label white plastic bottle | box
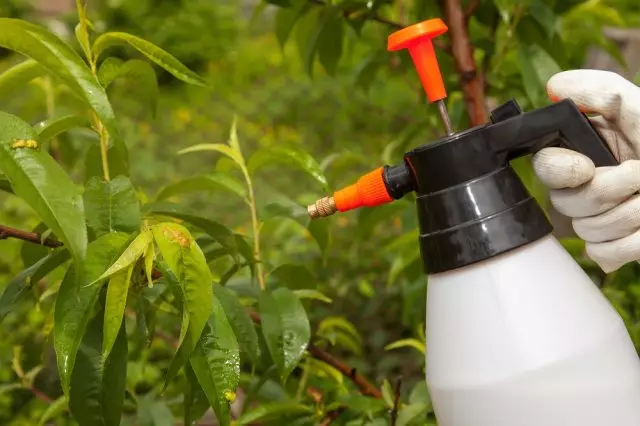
[425,235,640,426]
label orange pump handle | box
[388,19,449,103]
[333,167,392,212]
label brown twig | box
[321,407,346,425]
[248,308,382,399]
[29,386,53,404]
[464,0,480,20]
[0,224,62,248]
[390,377,402,426]
[441,0,488,125]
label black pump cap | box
[403,98,617,274]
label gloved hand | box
[532,70,640,273]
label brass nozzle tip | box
[307,196,337,219]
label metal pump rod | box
[436,99,454,135]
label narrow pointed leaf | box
[259,288,310,382]
[38,395,67,425]
[236,403,314,425]
[0,59,47,97]
[92,32,206,86]
[190,295,240,426]
[184,364,210,426]
[0,249,70,322]
[35,115,91,144]
[84,175,141,238]
[152,223,213,386]
[103,264,134,360]
[179,143,246,171]
[144,242,155,287]
[0,18,129,168]
[155,174,247,202]
[0,112,87,262]
[397,403,431,426]
[248,146,327,190]
[214,285,261,366]
[69,311,128,426]
[89,230,151,285]
[293,289,332,303]
[54,233,129,394]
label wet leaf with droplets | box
[259,287,310,382]
[189,294,240,426]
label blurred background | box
[1,0,640,424]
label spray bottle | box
[307,18,640,425]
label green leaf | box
[397,403,430,426]
[152,223,213,387]
[275,2,309,48]
[213,285,261,366]
[293,289,332,303]
[155,174,247,202]
[54,233,129,394]
[137,395,175,426]
[0,59,47,97]
[74,0,92,61]
[34,115,92,143]
[248,146,327,190]
[517,44,561,108]
[529,0,557,36]
[0,112,87,263]
[92,32,206,86]
[90,230,152,285]
[294,6,323,76]
[317,7,344,75]
[184,364,210,426]
[189,294,240,426]
[339,395,386,416]
[307,219,329,256]
[179,143,246,172]
[384,338,426,354]
[269,264,317,290]
[259,288,310,382]
[144,242,155,288]
[98,59,159,116]
[0,249,69,322]
[84,175,141,237]
[38,395,67,425]
[20,223,50,268]
[103,264,134,360]
[236,402,314,425]
[68,303,128,426]
[143,203,251,265]
[0,18,128,169]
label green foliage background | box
[0,0,639,425]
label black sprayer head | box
[387,98,617,273]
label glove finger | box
[590,116,637,162]
[532,147,595,189]
[586,229,640,273]
[548,159,640,218]
[547,70,640,156]
[573,194,640,243]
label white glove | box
[532,70,640,273]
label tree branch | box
[441,0,487,125]
[0,224,62,248]
[0,224,384,401]
[390,377,402,426]
[464,0,480,20]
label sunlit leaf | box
[54,233,129,394]
[152,223,213,387]
[38,395,67,425]
[92,32,206,86]
[384,338,426,354]
[259,288,310,382]
[103,264,135,360]
[293,289,332,303]
[179,143,246,173]
[89,230,152,285]
[0,112,87,263]
[189,294,240,426]
[397,403,431,426]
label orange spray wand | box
[307,18,453,218]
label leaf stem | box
[244,173,265,290]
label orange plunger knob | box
[387,18,449,103]
[307,167,392,218]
